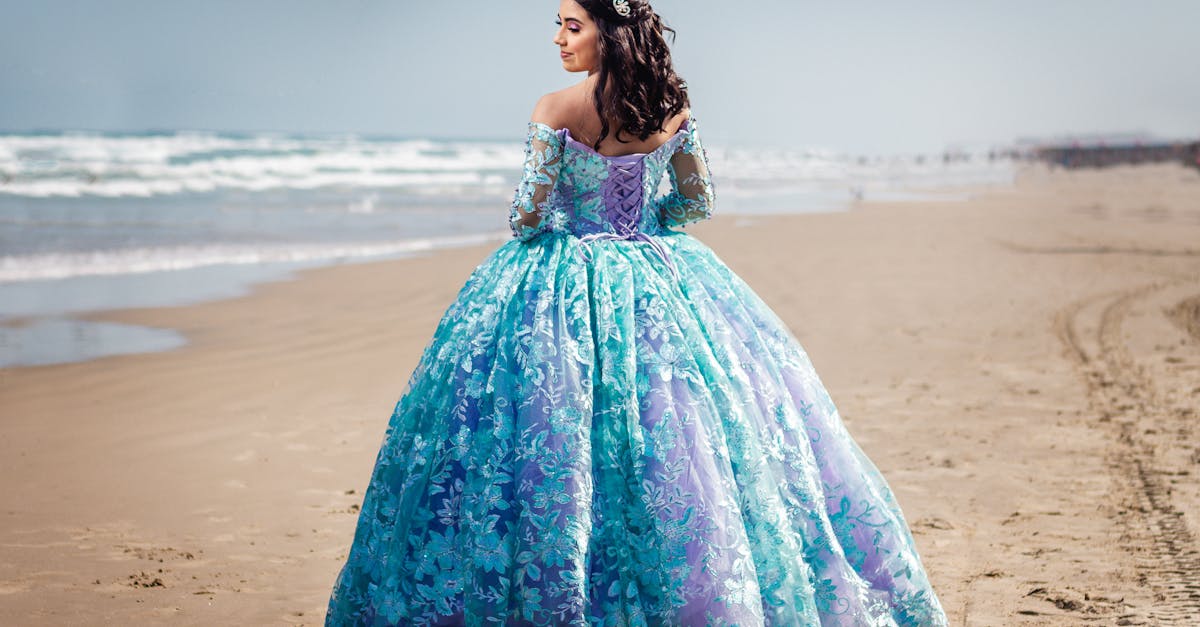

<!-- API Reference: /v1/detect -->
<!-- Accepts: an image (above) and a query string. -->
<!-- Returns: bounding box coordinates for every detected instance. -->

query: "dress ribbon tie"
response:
[577,231,680,281]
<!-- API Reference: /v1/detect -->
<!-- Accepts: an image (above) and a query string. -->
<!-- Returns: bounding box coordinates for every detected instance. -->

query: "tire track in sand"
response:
[1055,280,1200,625]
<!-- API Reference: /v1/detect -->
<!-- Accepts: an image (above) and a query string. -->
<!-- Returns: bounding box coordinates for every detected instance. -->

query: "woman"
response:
[325,1,950,625]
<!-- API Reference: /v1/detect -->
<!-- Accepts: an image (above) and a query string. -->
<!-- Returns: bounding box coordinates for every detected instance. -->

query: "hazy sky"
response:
[2,0,1197,154]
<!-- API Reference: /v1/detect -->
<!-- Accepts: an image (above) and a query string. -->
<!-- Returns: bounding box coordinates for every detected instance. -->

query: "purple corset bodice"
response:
[507,115,712,254]
[552,130,685,277]
[597,154,646,235]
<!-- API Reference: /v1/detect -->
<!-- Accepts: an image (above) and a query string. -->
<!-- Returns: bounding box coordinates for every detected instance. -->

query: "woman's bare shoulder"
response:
[530,85,588,129]
[529,92,565,128]
[668,107,693,132]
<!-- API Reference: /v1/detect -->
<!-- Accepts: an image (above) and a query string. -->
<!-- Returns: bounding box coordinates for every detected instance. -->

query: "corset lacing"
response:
[577,159,680,281]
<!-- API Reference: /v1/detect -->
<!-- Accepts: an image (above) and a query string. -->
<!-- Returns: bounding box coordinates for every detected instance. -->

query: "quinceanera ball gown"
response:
[324,113,950,627]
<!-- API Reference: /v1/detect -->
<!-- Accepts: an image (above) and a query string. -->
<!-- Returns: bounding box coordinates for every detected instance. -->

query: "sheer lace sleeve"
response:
[509,122,565,242]
[655,117,715,229]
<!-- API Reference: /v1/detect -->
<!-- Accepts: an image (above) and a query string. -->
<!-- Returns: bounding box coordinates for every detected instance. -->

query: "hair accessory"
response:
[612,0,632,17]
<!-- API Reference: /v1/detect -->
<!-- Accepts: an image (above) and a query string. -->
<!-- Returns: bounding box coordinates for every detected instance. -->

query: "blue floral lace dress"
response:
[324,114,950,627]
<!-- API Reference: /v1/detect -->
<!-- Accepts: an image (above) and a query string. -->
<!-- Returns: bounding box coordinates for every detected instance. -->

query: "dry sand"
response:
[1,163,1198,625]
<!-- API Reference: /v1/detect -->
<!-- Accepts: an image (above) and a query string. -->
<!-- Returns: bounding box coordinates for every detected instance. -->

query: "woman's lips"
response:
[560,52,572,59]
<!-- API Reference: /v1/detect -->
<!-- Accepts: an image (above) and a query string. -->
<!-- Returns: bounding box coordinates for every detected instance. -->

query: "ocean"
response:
[0,129,1015,367]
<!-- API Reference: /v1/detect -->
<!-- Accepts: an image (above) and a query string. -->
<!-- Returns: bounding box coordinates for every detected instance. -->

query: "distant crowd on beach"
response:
[1035,139,1200,171]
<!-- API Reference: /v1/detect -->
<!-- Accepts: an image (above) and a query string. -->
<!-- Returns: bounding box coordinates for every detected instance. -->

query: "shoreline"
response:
[0,165,1016,370]
[0,229,513,369]
[1,163,1197,624]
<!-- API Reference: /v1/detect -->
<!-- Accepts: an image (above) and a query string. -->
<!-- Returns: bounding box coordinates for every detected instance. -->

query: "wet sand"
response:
[1,163,1198,625]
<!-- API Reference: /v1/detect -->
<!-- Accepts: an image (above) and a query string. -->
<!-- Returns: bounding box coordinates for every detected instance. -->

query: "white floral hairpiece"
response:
[612,0,631,17]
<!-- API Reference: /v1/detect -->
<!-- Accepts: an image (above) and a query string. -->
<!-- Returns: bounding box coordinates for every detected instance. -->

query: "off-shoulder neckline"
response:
[529,115,692,161]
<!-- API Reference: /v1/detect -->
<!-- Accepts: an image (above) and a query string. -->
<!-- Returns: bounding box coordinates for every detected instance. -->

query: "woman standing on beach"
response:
[325,1,949,625]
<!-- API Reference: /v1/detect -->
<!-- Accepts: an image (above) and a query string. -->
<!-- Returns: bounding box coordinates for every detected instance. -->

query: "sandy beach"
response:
[1,162,1198,625]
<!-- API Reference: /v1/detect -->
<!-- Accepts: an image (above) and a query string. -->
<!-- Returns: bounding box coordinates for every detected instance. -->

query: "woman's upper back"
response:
[531,84,691,158]
[509,90,714,242]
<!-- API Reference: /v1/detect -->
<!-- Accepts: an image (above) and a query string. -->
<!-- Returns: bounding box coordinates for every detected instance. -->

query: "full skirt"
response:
[324,231,949,626]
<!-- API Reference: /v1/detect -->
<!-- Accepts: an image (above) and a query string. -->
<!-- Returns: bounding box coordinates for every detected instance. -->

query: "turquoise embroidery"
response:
[325,114,949,626]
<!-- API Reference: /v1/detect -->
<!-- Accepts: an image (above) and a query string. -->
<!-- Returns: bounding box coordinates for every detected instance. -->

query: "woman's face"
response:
[554,0,600,74]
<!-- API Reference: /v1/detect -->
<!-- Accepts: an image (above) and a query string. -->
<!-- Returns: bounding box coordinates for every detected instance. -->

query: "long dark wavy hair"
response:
[573,0,690,151]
